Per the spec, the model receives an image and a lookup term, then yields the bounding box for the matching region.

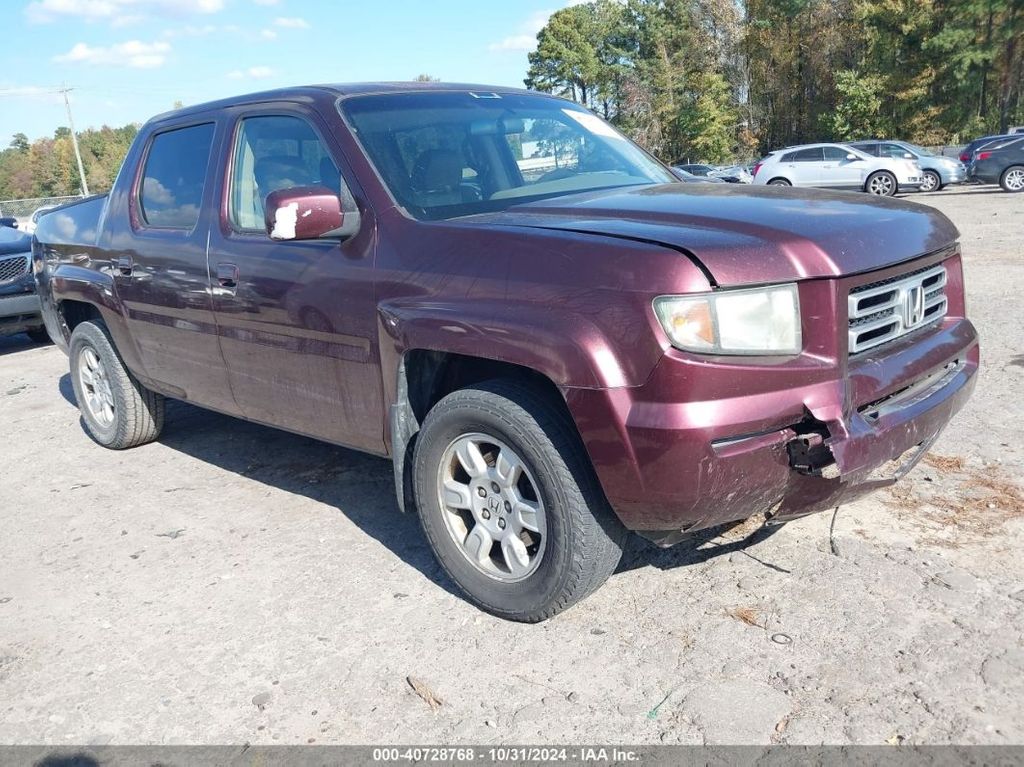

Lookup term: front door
[821,145,865,189]
[111,119,237,413]
[206,108,384,453]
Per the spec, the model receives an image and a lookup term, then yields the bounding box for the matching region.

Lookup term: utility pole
[59,85,89,197]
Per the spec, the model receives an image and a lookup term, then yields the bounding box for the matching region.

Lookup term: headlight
[653,283,802,355]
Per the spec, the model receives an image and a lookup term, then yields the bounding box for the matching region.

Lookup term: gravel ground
[1,186,1021,746]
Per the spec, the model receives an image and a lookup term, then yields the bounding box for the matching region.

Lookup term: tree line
[0,124,138,201]
[526,0,1024,163]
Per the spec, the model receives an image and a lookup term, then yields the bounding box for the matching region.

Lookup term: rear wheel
[69,320,165,449]
[1000,165,1024,192]
[920,170,941,192]
[767,178,791,186]
[412,379,626,622]
[866,171,897,196]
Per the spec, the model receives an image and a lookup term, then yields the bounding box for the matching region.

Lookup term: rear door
[788,147,825,186]
[110,118,237,413]
[206,106,384,453]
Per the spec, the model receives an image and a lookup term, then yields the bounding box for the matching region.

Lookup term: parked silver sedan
[848,140,966,192]
[752,143,923,195]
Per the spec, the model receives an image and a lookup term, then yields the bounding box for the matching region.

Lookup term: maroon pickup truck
[33,83,978,621]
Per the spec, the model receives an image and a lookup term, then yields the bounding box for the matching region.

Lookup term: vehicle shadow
[0,333,48,357]
[57,375,786,599]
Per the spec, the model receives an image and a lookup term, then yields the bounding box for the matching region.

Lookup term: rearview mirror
[264,186,359,241]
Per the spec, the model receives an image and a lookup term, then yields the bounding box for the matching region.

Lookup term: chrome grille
[0,253,31,284]
[848,264,947,354]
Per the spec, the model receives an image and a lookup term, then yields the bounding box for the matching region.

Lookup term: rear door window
[139,123,215,229]
[823,146,851,161]
[792,148,824,162]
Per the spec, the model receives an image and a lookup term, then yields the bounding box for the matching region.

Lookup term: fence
[0,195,85,222]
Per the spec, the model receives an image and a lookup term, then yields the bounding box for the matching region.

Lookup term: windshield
[905,143,934,157]
[340,91,676,220]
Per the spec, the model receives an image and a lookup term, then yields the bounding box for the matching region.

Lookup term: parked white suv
[752,143,923,196]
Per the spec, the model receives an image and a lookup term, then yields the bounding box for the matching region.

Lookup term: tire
[920,170,941,192]
[26,327,51,344]
[767,178,791,186]
[68,320,165,449]
[999,165,1024,192]
[865,170,897,196]
[412,379,626,622]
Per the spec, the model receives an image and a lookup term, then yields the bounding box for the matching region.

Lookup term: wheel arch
[388,349,584,514]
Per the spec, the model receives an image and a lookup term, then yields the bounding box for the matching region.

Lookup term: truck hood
[464,183,959,286]
[0,226,31,255]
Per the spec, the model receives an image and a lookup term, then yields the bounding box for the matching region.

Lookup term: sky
[0,0,579,144]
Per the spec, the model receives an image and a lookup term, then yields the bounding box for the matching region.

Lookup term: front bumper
[564,256,978,544]
[0,291,43,336]
[938,164,968,184]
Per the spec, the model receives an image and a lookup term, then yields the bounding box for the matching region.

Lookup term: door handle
[216,263,239,289]
[116,256,133,276]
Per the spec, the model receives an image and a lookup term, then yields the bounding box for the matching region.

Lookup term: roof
[148,81,539,124]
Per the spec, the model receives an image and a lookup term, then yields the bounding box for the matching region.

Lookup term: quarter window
[139,123,215,229]
[229,115,344,231]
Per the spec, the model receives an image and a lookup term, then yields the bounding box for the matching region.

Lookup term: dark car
[33,83,978,621]
[0,216,19,229]
[959,133,1017,164]
[969,136,1024,191]
[0,226,48,342]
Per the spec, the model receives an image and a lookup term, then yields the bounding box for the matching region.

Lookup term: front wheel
[865,171,897,196]
[920,170,941,192]
[767,178,791,186]
[1000,165,1024,192]
[69,320,165,449]
[412,380,626,622]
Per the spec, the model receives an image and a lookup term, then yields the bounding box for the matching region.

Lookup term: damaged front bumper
[565,315,979,546]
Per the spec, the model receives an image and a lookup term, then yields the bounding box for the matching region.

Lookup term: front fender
[377,296,664,400]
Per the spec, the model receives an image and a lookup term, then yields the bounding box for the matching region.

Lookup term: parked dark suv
[968,136,1024,192]
[33,83,978,621]
[0,226,48,343]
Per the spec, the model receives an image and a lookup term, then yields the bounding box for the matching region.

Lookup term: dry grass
[922,453,967,473]
[726,605,766,628]
[884,452,1024,547]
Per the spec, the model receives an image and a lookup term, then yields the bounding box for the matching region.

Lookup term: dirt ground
[1,186,1021,747]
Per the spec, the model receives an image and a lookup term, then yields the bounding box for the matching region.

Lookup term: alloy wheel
[436,432,546,582]
[867,173,895,195]
[1005,168,1024,191]
[921,171,939,192]
[77,346,115,428]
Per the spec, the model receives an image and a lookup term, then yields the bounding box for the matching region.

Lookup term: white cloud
[226,66,274,80]
[488,1,588,54]
[260,28,277,40]
[252,0,279,4]
[26,0,225,24]
[488,34,537,53]
[273,16,308,28]
[53,40,172,69]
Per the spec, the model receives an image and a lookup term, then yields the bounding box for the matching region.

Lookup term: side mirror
[903,152,914,159]
[264,185,359,241]
[846,153,858,160]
